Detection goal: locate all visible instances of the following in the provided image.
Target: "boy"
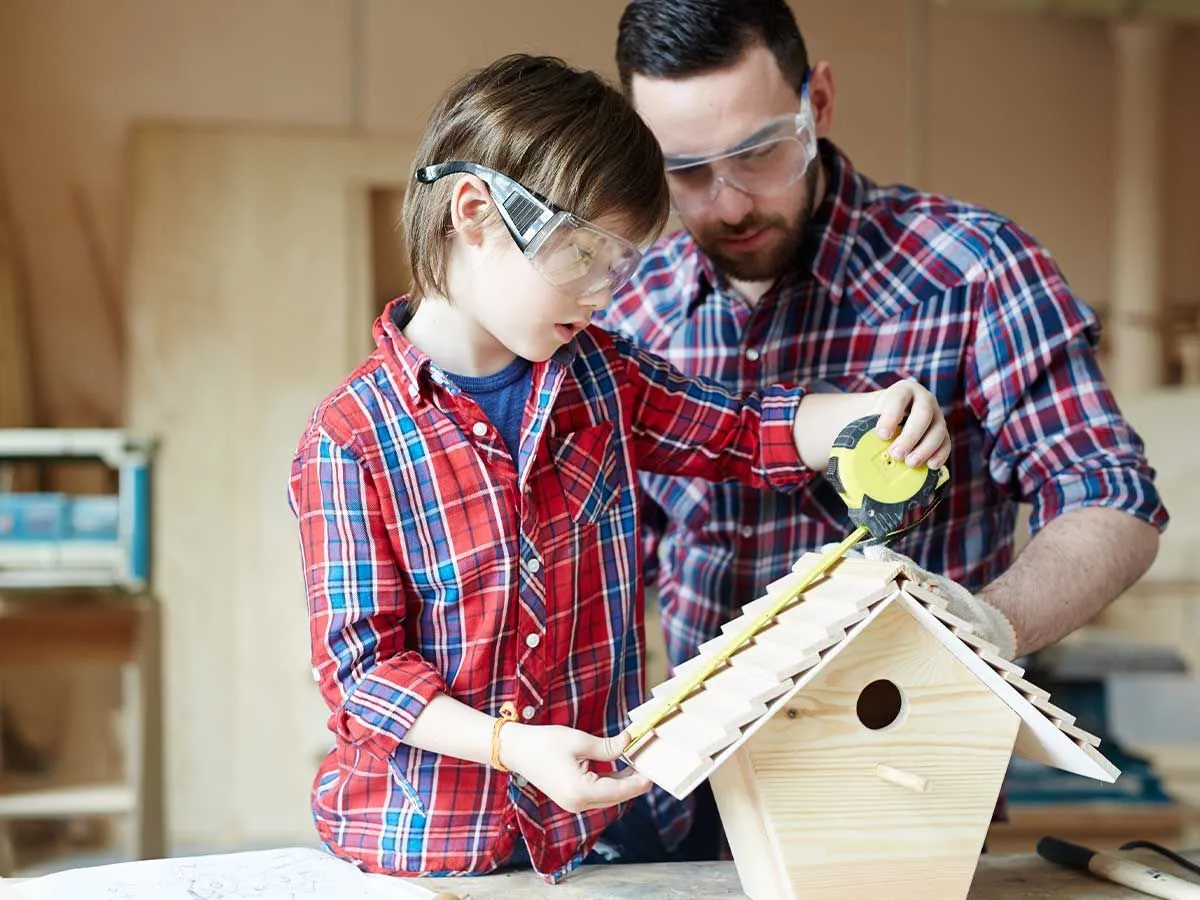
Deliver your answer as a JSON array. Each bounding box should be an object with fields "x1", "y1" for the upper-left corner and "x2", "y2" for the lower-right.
[{"x1": 288, "y1": 53, "x2": 949, "y2": 883}]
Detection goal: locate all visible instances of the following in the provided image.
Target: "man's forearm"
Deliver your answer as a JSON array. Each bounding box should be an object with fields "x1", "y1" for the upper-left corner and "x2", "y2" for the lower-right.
[{"x1": 977, "y1": 506, "x2": 1160, "y2": 656}]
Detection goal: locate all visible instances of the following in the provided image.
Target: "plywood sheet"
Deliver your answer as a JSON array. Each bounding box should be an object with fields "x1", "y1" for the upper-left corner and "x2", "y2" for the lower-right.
[{"x1": 126, "y1": 122, "x2": 415, "y2": 846}]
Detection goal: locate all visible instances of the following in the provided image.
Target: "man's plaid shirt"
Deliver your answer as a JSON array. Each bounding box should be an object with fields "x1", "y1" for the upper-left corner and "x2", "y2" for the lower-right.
[{"x1": 598, "y1": 139, "x2": 1168, "y2": 848}]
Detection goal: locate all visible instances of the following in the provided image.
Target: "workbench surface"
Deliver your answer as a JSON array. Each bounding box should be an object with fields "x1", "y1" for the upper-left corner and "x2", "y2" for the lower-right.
[{"x1": 413, "y1": 847, "x2": 1200, "y2": 899}]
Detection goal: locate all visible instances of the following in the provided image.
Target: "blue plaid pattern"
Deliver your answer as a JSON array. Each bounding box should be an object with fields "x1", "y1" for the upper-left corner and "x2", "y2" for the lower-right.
[{"x1": 597, "y1": 140, "x2": 1168, "y2": 848}]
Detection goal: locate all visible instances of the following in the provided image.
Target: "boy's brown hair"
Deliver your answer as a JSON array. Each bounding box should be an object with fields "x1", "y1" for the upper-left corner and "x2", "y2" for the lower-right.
[{"x1": 403, "y1": 54, "x2": 670, "y2": 306}]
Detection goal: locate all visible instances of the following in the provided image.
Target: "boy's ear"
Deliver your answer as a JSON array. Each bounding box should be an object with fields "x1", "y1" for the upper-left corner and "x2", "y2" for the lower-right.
[{"x1": 448, "y1": 175, "x2": 494, "y2": 246}]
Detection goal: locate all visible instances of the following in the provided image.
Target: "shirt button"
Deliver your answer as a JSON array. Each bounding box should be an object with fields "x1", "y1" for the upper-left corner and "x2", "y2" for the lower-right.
[
  {"x1": 527, "y1": 558, "x2": 541, "y2": 574},
  {"x1": 745, "y1": 348, "x2": 761, "y2": 362},
  {"x1": 407, "y1": 384, "x2": 420, "y2": 399},
  {"x1": 521, "y1": 705, "x2": 536, "y2": 720},
  {"x1": 525, "y1": 633, "x2": 541, "y2": 649},
  {"x1": 472, "y1": 422, "x2": 488, "y2": 437},
  {"x1": 513, "y1": 774, "x2": 528, "y2": 787},
  {"x1": 740, "y1": 525, "x2": 754, "y2": 538}
]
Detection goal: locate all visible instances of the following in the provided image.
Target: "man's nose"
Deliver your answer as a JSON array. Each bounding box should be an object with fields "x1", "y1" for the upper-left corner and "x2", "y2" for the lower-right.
[{"x1": 711, "y1": 177, "x2": 755, "y2": 224}]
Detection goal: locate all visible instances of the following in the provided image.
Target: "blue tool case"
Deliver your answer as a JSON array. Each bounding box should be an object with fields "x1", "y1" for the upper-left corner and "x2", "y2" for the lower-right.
[{"x1": 0, "y1": 430, "x2": 153, "y2": 590}]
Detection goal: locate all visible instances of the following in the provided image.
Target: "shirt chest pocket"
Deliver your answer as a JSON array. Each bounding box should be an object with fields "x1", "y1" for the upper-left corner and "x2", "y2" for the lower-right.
[{"x1": 548, "y1": 421, "x2": 621, "y2": 525}]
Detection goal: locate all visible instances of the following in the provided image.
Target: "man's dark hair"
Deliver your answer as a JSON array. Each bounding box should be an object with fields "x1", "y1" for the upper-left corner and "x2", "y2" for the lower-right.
[{"x1": 616, "y1": 0, "x2": 809, "y2": 96}]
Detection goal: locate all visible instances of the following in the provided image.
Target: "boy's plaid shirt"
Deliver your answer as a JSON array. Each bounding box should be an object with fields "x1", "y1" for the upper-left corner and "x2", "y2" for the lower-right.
[
  {"x1": 288, "y1": 300, "x2": 810, "y2": 881},
  {"x1": 598, "y1": 140, "x2": 1168, "y2": 848}
]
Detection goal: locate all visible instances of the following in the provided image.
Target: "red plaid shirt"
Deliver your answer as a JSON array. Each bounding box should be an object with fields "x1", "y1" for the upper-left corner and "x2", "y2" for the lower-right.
[
  {"x1": 598, "y1": 139, "x2": 1168, "y2": 847},
  {"x1": 288, "y1": 300, "x2": 809, "y2": 880}
]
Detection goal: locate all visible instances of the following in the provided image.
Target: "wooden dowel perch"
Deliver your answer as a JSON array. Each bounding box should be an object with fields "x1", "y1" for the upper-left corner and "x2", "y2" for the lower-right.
[{"x1": 875, "y1": 763, "x2": 930, "y2": 793}]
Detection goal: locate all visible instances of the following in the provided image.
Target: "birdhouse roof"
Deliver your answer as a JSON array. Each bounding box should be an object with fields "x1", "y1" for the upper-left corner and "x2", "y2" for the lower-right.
[{"x1": 626, "y1": 553, "x2": 1117, "y2": 801}]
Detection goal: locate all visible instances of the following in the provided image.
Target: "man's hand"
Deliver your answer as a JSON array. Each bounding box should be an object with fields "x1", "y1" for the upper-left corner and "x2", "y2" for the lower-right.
[
  {"x1": 500, "y1": 724, "x2": 652, "y2": 814},
  {"x1": 793, "y1": 379, "x2": 950, "y2": 472},
  {"x1": 861, "y1": 545, "x2": 1019, "y2": 659}
]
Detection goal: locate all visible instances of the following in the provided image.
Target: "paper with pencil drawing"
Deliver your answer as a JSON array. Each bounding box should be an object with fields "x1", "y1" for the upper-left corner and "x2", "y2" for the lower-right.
[{"x1": 4, "y1": 847, "x2": 445, "y2": 900}]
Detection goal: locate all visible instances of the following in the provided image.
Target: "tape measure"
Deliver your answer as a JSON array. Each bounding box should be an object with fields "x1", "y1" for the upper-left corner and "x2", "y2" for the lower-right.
[
  {"x1": 623, "y1": 414, "x2": 950, "y2": 757},
  {"x1": 826, "y1": 414, "x2": 950, "y2": 545}
]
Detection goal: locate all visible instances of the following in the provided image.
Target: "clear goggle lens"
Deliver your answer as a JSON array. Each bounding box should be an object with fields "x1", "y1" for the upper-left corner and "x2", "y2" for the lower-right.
[
  {"x1": 525, "y1": 212, "x2": 643, "y2": 297},
  {"x1": 664, "y1": 102, "x2": 818, "y2": 215}
]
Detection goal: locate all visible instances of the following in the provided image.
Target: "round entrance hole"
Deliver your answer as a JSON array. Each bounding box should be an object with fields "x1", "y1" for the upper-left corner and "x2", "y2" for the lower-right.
[{"x1": 856, "y1": 679, "x2": 904, "y2": 730}]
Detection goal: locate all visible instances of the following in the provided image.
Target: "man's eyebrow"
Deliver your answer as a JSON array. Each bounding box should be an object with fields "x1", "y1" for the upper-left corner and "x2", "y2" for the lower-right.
[{"x1": 664, "y1": 115, "x2": 795, "y2": 168}]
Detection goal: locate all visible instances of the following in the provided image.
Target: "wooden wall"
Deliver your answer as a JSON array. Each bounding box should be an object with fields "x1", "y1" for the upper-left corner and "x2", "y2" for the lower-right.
[{"x1": 0, "y1": 1, "x2": 1197, "y2": 433}]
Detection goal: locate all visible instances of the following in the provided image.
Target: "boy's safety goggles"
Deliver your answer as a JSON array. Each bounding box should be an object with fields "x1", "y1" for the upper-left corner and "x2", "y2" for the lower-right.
[
  {"x1": 662, "y1": 78, "x2": 818, "y2": 215},
  {"x1": 415, "y1": 161, "x2": 644, "y2": 298}
]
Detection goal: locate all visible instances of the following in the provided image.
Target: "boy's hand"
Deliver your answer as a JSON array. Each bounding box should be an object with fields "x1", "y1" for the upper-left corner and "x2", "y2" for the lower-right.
[
  {"x1": 793, "y1": 379, "x2": 950, "y2": 472},
  {"x1": 870, "y1": 380, "x2": 950, "y2": 470},
  {"x1": 499, "y1": 724, "x2": 651, "y2": 814}
]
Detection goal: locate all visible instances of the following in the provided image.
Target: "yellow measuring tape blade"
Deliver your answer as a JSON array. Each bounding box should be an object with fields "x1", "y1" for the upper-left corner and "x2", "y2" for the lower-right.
[{"x1": 624, "y1": 523, "x2": 871, "y2": 757}]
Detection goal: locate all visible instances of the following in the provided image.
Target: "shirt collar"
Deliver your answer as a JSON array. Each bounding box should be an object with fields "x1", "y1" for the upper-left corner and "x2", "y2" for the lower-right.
[
  {"x1": 375, "y1": 297, "x2": 437, "y2": 407},
  {"x1": 803, "y1": 139, "x2": 864, "y2": 304},
  {"x1": 374, "y1": 296, "x2": 577, "y2": 408},
  {"x1": 685, "y1": 139, "x2": 865, "y2": 308}
]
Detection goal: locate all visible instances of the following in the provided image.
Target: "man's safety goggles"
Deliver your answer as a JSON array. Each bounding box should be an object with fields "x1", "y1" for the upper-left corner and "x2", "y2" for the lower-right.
[
  {"x1": 415, "y1": 161, "x2": 643, "y2": 298},
  {"x1": 662, "y1": 80, "x2": 818, "y2": 215}
]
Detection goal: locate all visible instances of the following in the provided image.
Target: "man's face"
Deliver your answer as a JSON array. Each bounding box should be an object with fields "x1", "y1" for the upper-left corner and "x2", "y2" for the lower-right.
[{"x1": 631, "y1": 45, "x2": 834, "y2": 283}]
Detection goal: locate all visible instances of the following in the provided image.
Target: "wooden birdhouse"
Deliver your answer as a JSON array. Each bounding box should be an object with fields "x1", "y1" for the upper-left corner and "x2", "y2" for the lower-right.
[{"x1": 625, "y1": 553, "x2": 1118, "y2": 900}]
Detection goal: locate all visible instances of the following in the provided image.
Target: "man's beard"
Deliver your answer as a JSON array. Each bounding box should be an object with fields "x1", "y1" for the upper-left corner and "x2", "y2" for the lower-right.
[{"x1": 690, "y1": 162, "x2": 820, "y2": 282}]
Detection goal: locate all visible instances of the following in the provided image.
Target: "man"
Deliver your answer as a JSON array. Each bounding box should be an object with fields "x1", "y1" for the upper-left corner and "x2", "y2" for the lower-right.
[{"x1": 598, "y1": 0, "x2": 1168, "y2": 859}]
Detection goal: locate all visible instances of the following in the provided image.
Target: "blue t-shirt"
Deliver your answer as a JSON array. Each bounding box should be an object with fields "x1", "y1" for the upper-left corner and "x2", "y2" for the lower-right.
[{"x1": 446, "y1": 357, "x2": 533, "y2": 462}]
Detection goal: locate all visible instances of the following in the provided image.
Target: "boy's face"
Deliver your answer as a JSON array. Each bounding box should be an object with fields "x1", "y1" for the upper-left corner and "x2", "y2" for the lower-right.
[{"x1": 462, "y1": 213, "x2": 632, "y2": 363}]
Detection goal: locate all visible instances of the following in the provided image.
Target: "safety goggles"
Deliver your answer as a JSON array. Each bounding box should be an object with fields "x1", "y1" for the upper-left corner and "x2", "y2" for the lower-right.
[
  {"x1": 662, "y1": 78, "x2": 818, "y2": 215},
  {"x1": 415, "y1": 161, "x2": 644, "y2": 298}
]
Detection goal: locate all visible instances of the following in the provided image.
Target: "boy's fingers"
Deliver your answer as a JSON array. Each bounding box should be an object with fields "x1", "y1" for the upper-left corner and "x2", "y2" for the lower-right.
[
  {"x1": 581, "y1": 770, "x2": 653, "y2": 810},
  {"x1": 891, "y1": 398, "x2": 934, "y2": 461},
  {"x1": 930, "y1": 434, "x2": 952, "y2": 469},
  {"x1": 874, "y1": 383, "x2": 913, "y2": 440},
  {"x1": 904, "y1": 421, "x2": 949, "y2": 468}
]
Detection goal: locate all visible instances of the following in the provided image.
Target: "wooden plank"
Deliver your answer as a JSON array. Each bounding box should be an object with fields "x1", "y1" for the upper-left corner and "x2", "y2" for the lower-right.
[
  {"x1": 897, "y1": 594, "x2": 1119, "y2": 782},
  {"x1": 1005, "y1": 673, "x2": 1053, "y2": 705},
  {"x1": 764, "y1": 572, "x2": 894, "y2": 611},
  {"x1": 654, "y1": 663, "x2": 792, "y2": 708},
  {"x1": 696, "y1": 631, "x2": 823, "y2": 682},
  {"x1": 653, "y1": 711, "x2": 740, "y2": 758},
  {"x1": 635, "y1": 678, "x2": 769, "y2": 731},
  {"x1": 623, "y1": 732, "x2": 709, "y2": 801},
  {"x1": 789, "y1": 552, "x2": 909, "y2": 586},
  {"x1": 126, "y1": 122, "x2": 418, "y2": 847},
  {"x1": 720, "y1": 615, "x2": 835, "y2": 650}
]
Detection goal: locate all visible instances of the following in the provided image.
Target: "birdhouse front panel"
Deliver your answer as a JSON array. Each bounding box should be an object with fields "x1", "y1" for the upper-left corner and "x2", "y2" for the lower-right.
[{"x1": 709, "y1": 600, "x2": 1021, "y2": 900}]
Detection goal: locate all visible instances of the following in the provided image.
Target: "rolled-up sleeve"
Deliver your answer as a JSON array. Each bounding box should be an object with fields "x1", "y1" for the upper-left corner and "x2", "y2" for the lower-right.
[
  {"x1": 966, "y1": 222, "x2": 1168, "y2": 536},
  {"x1": 288, "y1": 428, "x2": 447, "y2": 764},
  {"x1": 620, "y1": 339, "x2": 812, "y2": 491}
]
